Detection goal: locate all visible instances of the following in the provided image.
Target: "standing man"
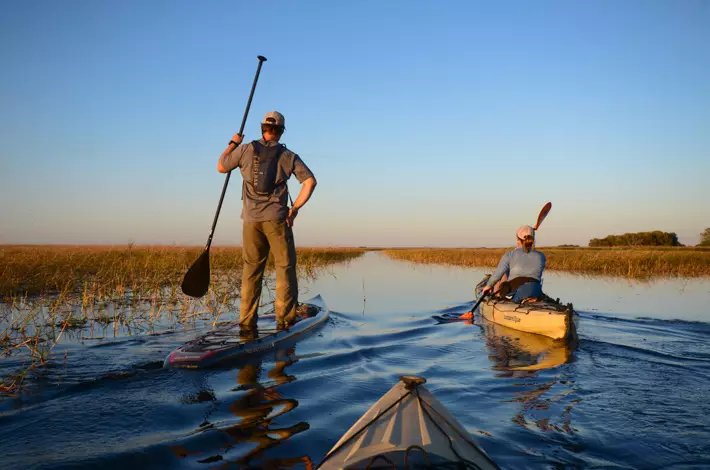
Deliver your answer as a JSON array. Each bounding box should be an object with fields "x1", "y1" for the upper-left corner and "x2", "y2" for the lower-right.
[{"x1": 217, "y1": 111, "x2": 317, "y2": 332}]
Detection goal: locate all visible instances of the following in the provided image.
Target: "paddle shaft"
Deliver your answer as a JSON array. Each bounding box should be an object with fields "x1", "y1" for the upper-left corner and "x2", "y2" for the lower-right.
[
  {"x1": 204, "y1": 55, "x2": 267, "y2": 250},
  {"x1": 469, "y1": 291, "x2": 491, "y2": 314}
]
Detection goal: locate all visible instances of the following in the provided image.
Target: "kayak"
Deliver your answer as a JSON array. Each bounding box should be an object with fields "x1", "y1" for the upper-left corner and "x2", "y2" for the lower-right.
[
  {"x1": 163, "y1": 295, "x2": 328, "y2": 368},
  {"x1": 431, "y1": 301, "x2": 577, "y2": 370},
  {"x1": 475, "y1": 276, "x2": 574, "y2": 341},
  {"x1": 317, "y1": 375, "x2": 501, "y2": 470}
]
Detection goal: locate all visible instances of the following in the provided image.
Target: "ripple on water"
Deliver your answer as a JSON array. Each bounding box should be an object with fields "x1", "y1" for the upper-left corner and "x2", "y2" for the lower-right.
[{"x1": 2, "y1": 253, "x2": 710, "y2": 468}]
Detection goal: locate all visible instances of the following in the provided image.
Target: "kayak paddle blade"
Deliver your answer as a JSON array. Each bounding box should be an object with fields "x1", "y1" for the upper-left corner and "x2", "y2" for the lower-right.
[
  {"x1": 181, "y1": 249, "x2": 210, "y2": 298},
  {"x1": 534, "y1": 202, "x2": 552, "y2": 230}
]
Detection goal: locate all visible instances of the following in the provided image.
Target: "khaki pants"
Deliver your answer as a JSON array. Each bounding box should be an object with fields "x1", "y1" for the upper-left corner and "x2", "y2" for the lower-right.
[{"x1": 239, "y1": 220, "x2": 298, "y2": 328}]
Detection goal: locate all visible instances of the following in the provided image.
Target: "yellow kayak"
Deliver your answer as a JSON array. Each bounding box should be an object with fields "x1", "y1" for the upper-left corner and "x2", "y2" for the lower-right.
[{"x1": 475, "y1": 276, "x2": 575, "y2": 341}]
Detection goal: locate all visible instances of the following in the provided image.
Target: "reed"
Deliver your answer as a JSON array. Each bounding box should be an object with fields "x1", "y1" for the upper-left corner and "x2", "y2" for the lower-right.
[
  {"x1": 0, "y1": 245, "x2": 364, "y2": 395},
  {"x1": 0, "y1": 245, "x2": 365, "y2": 299},
  {"x1": 383, "y1": 247, "x2": 710, "y2": 278}
]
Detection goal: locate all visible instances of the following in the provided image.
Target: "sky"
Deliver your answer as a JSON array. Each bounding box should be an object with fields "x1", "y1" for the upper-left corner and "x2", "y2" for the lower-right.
[{"x1": 1, "y1": 0, "x2": 708, "y2": 247}]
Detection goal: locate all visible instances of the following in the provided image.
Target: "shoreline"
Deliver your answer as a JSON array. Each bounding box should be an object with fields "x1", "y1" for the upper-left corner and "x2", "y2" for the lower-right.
[{"x1": 382, "y1": 247, "x2": 710, "y2": 279}]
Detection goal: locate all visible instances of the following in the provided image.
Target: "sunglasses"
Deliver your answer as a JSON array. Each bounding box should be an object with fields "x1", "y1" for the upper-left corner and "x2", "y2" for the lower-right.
[{"x1": 262, "y1": 125, "x2": 284, "y2": 134}]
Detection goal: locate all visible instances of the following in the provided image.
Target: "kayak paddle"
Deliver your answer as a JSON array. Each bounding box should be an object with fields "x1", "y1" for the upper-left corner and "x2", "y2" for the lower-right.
[
  {"x1": 181, "y1": 55, "x2": 267, "y2": 298},
  {"x1": 462, "y1": 291, "x2": 492, "y2": 318}
]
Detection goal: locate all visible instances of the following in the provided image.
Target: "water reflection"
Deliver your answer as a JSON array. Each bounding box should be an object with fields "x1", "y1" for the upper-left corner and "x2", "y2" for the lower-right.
[
  {"x1": 3, "y1": 250, "x2": 709, "y2": 469},
  {"x1": 171, "y1": 346, "x2": 313, "y2": 469},
  {"x1": 475, "y1": 315, "x2": 581, "y2": 436},
  {"x1": 507, "y1": 378, "x2": 579, "y2": 434},
  {"x1": 301, "y1": 251, "x2": 710, "y2": 322},
  {"x1": 478, "y1": 317, "x2": 578, "y2": 376}
]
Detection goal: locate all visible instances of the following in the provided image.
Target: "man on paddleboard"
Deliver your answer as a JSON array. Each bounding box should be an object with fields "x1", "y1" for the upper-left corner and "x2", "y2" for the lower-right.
[{"x1": 217, "y1": 111, "x2": 317, "y2": 332}]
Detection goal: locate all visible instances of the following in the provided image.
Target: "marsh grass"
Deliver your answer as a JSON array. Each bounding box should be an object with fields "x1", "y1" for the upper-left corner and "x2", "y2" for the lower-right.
[
  {"x1": 0, "y1": 245, "x2": 364, "y2": 395},
  {"x1": 0, "y1": 245, "x2": 364, "y2": 299},
  {"x1": 383, "y1": 247, "x2": 710, "y2": 278}
]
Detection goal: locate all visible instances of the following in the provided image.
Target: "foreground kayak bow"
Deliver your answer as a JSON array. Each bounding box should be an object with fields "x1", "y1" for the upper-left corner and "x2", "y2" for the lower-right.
[{"x1": 317, "y1": 376, "x2": 501, "y2": 469}]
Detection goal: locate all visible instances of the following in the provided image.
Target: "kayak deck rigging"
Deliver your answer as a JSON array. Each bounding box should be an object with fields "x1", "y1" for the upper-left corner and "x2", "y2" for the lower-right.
[{"x1": 317, "y1": 376, "x2": 500, "y2": 470}]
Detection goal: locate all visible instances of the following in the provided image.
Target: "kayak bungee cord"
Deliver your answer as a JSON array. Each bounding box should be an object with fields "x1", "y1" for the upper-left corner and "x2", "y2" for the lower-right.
[
  {"x1": 318, "y1": 390, "x2": 414, "y2": 468},
  {"x1": 318, "y1": 382, "x2": 496, "y2": 470},
  {"x1": 365, "y1": 454, "x2": 397, "y2": 469},
  {"x1": 415, "y1": 387, "x2": 498, "y2": 470},
  {"x1": 403, "y1": 445, "x2": 432, "y2": 467},
  {"x1": 486, "y1": 295, "x2": 572, "y2": 315}
]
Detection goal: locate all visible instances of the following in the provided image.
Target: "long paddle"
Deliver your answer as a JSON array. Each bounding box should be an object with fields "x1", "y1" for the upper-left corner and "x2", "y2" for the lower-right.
[
  {"x1": 181, "y1": 55, "x2": 268, "y2": 298},
  {"x1": 462, "y1": 201, "x2": 552, "y2": 318}
]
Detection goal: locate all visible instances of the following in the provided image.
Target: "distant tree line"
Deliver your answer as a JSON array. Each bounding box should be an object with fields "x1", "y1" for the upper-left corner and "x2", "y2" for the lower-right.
[
  {"x1": 589, "y1": 231, "x2": 682, "y2": 247},
  {"x1": 700, "y1": 228, "x2": 710, "y2": 246}
]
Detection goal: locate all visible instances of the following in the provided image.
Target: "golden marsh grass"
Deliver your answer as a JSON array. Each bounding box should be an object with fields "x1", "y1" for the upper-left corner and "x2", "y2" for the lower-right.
[
  {"x1": 383, "y1": 247, "x2": 710, "y2": 278},
  {"x1": 0, "y1": 244, "x2": 365, "y2": 299},
  {"x1": 0, "y1": 245, "x2": 364, "y2": 395}
]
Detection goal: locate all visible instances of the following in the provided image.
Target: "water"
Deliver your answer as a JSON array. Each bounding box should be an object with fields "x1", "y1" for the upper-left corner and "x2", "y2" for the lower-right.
[{"x1": 1, "y1": 252, "x2": 709, "y2": 469}]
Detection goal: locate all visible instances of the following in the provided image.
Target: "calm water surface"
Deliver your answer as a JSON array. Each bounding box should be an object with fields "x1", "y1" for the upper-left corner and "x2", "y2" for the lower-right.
[{"x1": 1, "y1": 252, "x2": 709, "y2": 469}]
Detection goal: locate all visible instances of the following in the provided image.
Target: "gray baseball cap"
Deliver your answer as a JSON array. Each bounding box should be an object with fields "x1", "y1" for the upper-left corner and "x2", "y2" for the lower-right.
[{"x1": 262, "y1": 111, "x2": 285, "y2": 128}]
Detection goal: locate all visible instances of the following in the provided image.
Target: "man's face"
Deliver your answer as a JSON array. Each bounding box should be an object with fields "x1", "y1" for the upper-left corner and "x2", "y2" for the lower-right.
[{"x1": 262, "y1": 125, "x2": 284, "y2": 141}]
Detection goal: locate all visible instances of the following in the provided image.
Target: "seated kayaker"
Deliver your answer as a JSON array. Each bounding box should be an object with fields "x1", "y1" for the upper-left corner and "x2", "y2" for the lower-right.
[{"x1": 481, "y1": 225, "x2": 546, "y2": 303}]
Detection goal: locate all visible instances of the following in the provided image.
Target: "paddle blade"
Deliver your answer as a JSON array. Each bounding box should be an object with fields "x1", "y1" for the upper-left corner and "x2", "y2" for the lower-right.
[
  {"x1": 534, "y1": 202, "x2": 552, "y2": 230},
  {"x1": 181, "y1": 249, "x2": 210, "y2": 298},
  {"x1": 459, "y1": 311, "x2": 473, "y2": 320}
]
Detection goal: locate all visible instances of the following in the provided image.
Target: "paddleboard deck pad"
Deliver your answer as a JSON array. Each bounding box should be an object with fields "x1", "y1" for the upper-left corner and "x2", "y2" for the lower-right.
[{"x1": 164, "y1": 295, "x2": 328, "y2": 368}]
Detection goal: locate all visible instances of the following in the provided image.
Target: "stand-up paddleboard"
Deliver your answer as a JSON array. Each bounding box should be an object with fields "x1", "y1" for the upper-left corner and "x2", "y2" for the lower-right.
[{"x1": 164, "y1": 295, "x2": 328, "y2": 369}]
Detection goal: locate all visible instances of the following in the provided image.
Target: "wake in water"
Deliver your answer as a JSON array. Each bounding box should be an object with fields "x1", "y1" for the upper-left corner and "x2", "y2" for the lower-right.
[{"x1": 1, "y1": 299, "x2": 710, "y2": 469}]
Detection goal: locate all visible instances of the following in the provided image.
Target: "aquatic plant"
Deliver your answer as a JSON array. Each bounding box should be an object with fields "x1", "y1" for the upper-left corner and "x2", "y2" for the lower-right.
[
  {"x1": 0, "y1": 245, "x2": 364, "y2": 396},
  {"x1": 383, "y1": 247, "x2": 710, "y2": 278}
]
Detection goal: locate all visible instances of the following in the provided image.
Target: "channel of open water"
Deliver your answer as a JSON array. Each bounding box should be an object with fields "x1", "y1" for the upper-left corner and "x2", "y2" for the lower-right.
[{"x1": 1, "y1": 251, "x2": 709, "y2": 469}]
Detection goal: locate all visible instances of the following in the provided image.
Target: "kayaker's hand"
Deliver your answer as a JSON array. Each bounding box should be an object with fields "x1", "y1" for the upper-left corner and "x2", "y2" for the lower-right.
[
  {"x1": 230, "y1": 133, "x2": 244, "y2": 145},
  {"x1": 286, "y1": 207, "x2": 299, "y2": 227},
  {"x1": 481, "y1": 286, "x2": 493, "y2": 296}
]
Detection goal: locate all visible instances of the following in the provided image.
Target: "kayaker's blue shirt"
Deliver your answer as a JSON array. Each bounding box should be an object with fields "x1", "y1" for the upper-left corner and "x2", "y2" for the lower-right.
[{"x1": 485, "y1": 248, "x2": 546, "y2": 288}]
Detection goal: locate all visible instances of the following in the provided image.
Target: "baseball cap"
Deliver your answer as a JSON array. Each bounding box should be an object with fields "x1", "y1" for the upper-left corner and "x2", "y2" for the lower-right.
[
  {"x1": 517, "y1": 225, "x2": 535, "y2": 240},
  {"x1": 262, "y1": 111, "x2": 285, "y2": 128}
]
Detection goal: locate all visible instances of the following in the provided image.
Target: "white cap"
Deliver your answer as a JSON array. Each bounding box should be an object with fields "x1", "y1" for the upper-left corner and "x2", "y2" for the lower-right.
[{"x1": 517, "y1": 225, "x2": 535, "y2": 240}]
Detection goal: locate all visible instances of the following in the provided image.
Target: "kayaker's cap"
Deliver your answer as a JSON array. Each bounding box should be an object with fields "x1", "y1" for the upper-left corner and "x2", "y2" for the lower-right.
[
  {"x1": 517, "y1": 225, "x2": 535, "y2": 240},
  {"x1": 262, "y1": 111, "x2": 285, "y2": 129}
]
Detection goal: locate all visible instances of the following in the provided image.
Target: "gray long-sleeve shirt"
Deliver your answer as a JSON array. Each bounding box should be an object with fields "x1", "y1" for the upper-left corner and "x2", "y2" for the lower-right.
[
  {"x1": 219, "y1": 139, "x2": 314, "y2": 222},
  {"x1": 486, "y1": 248, "x2": 546, "y2": 288}
]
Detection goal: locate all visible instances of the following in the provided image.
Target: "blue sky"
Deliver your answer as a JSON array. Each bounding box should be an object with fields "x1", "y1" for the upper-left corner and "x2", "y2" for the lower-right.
[{"x1": 1, "y1": 0, "x2": 708, "y2": 247}]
